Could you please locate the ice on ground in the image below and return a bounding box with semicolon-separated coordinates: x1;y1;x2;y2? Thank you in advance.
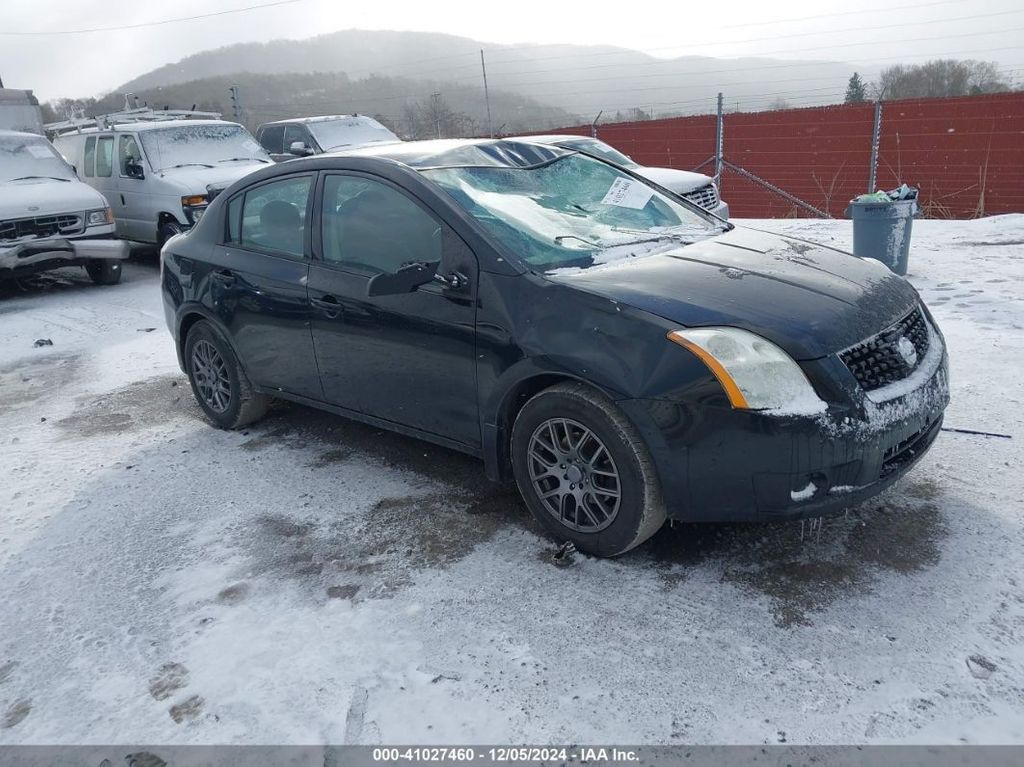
1;216;1023;745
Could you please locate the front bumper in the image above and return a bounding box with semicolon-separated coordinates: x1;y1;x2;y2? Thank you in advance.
619;347;949;523
0;235;129;279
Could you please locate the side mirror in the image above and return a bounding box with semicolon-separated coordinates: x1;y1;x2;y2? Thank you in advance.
288;141;313;156
367;261;437;297
125;160;145;180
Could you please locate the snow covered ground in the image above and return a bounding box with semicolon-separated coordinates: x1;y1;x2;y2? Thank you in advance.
0;217;1022;745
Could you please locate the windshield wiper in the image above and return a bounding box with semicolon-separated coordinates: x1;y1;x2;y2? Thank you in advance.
9;175;71;182
554;235;598;247
218;157;270;164
164;163;215;170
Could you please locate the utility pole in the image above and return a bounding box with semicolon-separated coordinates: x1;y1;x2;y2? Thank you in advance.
714;92;724;185
229;85;242;122
590;110;603;138
430;92;441;139
868;98;883;193
480;50;493;138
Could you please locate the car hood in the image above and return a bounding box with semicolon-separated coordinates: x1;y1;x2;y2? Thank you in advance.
0;178;107;218
155;162;267;191
544;225;919;360
634;166;713;194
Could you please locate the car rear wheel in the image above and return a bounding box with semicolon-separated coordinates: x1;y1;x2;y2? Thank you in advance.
85;259;122;285
511;382;666;557
184;320;269;429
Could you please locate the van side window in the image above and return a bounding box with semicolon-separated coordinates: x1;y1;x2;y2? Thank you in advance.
84;137;96;177
96;136;114;177
118;135;141;175
239;176;312;258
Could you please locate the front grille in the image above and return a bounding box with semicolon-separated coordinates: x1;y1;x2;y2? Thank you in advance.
0;214;84;242
681;183;720;211
839;307;931;392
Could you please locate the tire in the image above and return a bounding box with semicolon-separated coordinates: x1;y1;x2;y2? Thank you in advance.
85;259;123;285
158;221;185;250
511;382;666;557
184;320;269;429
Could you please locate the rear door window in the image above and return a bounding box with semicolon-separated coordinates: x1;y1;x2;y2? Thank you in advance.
238;175;313;258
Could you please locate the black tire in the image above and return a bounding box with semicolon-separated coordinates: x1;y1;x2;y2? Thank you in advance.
184;320;269;429
85;259;123;285
511;382;666;557
158;221;185;250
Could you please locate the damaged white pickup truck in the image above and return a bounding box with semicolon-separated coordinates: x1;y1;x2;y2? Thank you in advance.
1;129;127;284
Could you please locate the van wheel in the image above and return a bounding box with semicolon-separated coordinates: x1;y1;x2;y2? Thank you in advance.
158;221;185;249
184;320;269;429
86;259;122;285
511;382;666;557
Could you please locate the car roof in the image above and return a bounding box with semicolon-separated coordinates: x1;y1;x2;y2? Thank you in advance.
262;115;379;127
333;138;572;169
520;134;595;145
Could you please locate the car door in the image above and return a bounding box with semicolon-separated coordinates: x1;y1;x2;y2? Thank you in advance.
115;133;150;241
209;172;322;399
307;172;479;448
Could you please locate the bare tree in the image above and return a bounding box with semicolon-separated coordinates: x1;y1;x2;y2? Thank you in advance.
873;59;1009;100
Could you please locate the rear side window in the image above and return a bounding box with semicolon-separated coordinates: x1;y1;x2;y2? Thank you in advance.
96;136;113;177
258;125;284;154
83;137;96;177
238;175;312;258
226;194;242;242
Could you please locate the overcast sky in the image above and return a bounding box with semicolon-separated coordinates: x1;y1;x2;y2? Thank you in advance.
2;0;1022;101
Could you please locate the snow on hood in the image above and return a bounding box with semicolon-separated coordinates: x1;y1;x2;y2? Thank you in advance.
155;161;266;192
635;166;714;194
0;177;107;219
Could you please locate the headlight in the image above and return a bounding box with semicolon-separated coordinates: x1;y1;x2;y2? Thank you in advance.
86;208;113;226
667;327;826;414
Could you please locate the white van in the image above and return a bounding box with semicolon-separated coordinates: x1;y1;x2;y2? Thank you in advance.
53;118;271;247
1;129;126;284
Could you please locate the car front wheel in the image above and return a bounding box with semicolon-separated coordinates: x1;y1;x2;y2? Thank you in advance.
184;320;269;429
511;382;666;557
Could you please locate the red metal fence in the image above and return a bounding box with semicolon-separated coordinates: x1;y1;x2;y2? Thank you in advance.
548;92;1024;219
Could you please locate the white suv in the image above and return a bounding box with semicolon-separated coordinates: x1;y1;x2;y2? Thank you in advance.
53;119;271;248
1;130;126;284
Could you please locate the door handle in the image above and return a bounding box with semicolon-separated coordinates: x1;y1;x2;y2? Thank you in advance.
311;294;342;317
211;268;235;285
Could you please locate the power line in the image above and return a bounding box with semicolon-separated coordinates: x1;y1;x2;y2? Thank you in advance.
1;0;302;36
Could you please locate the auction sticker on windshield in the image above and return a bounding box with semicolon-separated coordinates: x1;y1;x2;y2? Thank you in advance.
601;177;654;209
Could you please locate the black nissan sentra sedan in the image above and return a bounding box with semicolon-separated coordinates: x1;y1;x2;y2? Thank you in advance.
161;138;949;557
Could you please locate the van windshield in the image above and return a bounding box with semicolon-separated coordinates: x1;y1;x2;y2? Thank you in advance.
0;134;75;182
421;153;721;272
307;118;399;151
139;124;270;171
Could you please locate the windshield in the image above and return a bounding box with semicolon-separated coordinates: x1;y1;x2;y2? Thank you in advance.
422;153;719;272
139;124;270;171
0;134;75;182
307;117;399;151
556;138;639;169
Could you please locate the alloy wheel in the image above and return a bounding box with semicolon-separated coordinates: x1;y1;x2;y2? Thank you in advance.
191;339;231;413
526;417;621;532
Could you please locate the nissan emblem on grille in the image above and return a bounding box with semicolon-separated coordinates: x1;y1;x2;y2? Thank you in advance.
897;336;918;367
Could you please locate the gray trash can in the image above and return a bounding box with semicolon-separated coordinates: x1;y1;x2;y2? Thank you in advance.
845;196;918;276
